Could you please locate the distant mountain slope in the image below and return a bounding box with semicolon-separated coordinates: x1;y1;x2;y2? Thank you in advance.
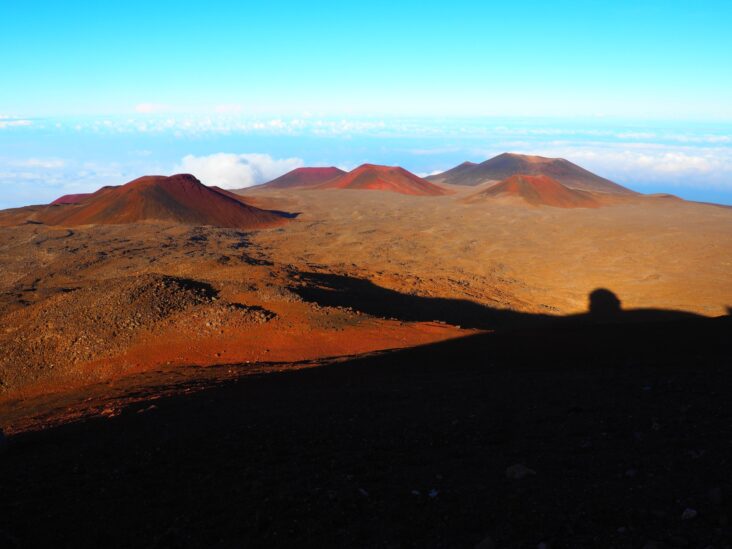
428;153;634;194
427;161;477;183
466;174;604;208
257;167;346;189
39;174;288;229
50;186;119;205
50;193;94;205
318;164;449;196
209;186;255;204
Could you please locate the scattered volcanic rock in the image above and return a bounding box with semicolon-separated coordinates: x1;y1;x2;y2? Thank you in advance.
466;174;603;208
38;174;288;229
257;167;346;189
0;274;273;392
318;164;449;196
428;152;634;194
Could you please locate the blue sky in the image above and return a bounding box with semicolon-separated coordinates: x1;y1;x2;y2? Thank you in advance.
1;1;731;206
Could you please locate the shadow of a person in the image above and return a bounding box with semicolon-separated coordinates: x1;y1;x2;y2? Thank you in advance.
582;288;705;324
588;288;622;321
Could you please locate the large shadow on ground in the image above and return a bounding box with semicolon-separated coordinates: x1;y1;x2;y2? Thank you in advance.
1;310;730;548
1;275;729;548
291;272;705;330
291;271;545;329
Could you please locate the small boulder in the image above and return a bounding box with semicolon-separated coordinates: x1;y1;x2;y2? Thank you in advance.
505;464;536;480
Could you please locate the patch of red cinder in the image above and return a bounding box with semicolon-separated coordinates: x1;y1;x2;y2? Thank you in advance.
49;186;118;206
317;164;449;196
39;174;289;229
471;174;603;208
50;193;94;205
260;167;346;189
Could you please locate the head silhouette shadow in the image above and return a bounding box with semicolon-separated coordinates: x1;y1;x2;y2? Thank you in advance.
588;288;622;319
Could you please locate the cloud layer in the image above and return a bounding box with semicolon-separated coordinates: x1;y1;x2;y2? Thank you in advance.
0;118;32;129
1;116;731;207
175;153;303;188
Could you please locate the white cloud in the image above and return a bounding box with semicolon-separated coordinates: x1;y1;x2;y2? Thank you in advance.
615;132;657;140
0;156;153;209
0;119;32;129
42;115;405;137
175;153;304;188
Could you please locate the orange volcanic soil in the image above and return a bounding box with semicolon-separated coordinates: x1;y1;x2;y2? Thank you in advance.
4;312;466;405
468;174;603;208
258;167;346;189
0;265;469;401
38;174;288;229
318;164;449;196
428;152;633;194
73;311;466;400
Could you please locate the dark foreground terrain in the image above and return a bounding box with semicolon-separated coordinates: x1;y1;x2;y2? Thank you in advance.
1;311;731;548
